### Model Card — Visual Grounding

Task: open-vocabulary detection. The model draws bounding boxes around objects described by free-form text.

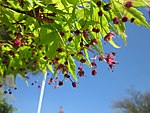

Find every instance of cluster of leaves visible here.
[0,0,150,88]
[0,98,17,113]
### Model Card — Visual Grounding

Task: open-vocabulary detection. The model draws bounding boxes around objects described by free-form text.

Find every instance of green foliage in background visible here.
[0,98,16,113]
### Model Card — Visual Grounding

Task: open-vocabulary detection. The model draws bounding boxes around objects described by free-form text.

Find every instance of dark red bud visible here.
[57,48,63,52]
[68,37,73,42]
[131,18,135,23]
[72,82,77,88]
[44,56,48,59]
[58,81,63,86]
[64,74,70,78]
[98,11,103,16]
[113,16,120,24]
[92,69,97,76]
[96,1,101,7]
[74,30,80,35]
[78,70,84,77]
[60,32,65,37]
[103,4,111,11]
[2,59,8,64]
[80,58,86,63]
[122,16,128,22]
[125,1,133,8]
[91,62,97,67]
[38,85,41,88]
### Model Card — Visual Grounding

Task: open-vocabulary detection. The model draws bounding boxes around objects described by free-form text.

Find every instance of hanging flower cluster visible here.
[0,0,150,93]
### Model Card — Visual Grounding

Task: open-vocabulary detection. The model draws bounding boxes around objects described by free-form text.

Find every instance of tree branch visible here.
[0,3,35,17]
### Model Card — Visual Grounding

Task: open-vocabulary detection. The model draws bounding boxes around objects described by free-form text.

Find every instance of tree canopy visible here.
[0,98,16,113]
[0,0,150,89]
[113,90,150,113]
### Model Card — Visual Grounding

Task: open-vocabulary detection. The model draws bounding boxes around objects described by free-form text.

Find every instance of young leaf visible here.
[109,39,121,48]
[83,48,91,65]
[67,56,77,81]
[117,0,150,7]
[114,1,150,29]
[47,65,54,73]
[27,0,34,7]
[126,7,150,28]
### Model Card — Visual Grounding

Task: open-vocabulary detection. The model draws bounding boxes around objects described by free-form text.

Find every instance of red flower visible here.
[104,52,118,69]
[113,16,120,24]
[78,70,85,77]
[14,39,22,47]
[104,32,115,42]
[78,66,83,70]
[54,85,59,88]
[48,78,53,85]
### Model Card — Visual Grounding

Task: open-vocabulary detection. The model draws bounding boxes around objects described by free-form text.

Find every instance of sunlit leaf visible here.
[109,39,121,48]
[114,1,150,29]
[67,56,77,81]
[27,0,34,7]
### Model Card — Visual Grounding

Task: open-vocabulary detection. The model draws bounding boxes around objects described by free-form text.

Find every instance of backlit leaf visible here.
[67,56,77,81]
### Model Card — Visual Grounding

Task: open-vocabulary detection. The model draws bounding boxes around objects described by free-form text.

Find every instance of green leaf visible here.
[67,0,79,4]
[117,0,150,7]
[53,69,58,76]
[127,7,150,29]
[47,41,59,59]
[67,56,77,81]
[112,2,127,44]
[34,0,46,7]
[97,40,104,53]
[133,0,150,7]
[47,65,54,73]
[109,38,121,48]
[109,24,119,34]
[40,29,55,44]
[42,0,52,4]
[114,2,150,29]
[27,0,34,7]
[61,0,69,12]
[41,67,47,73]
[79,20,94,30]
[1,44,12,51]
[0,66,4,76]
[83,49,91,65]
[1,15,15,30]
[100,15,110,36]
[18,46,31,58]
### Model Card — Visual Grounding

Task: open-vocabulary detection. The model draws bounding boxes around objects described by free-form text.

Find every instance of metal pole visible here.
[37,71,47,113]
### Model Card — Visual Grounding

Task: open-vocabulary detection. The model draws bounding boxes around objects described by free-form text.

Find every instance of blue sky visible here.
[7,9,150,113]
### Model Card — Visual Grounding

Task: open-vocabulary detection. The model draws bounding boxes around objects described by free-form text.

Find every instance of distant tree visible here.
[0,98,16,113]
[113,90,150,113]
